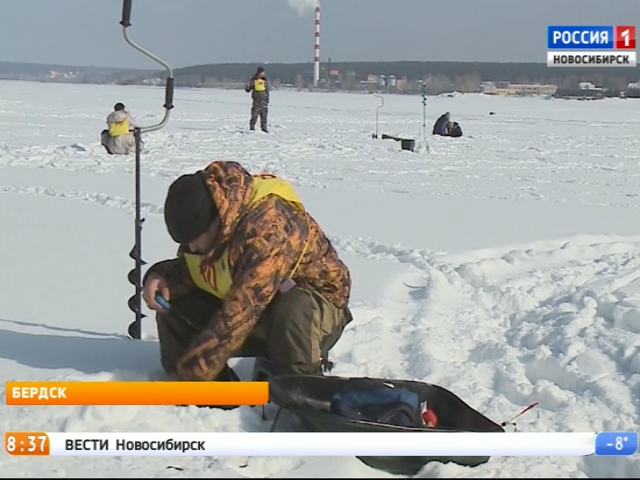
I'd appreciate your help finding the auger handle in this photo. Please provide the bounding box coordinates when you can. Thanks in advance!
[120,0,174,134]
[121,0,132,27]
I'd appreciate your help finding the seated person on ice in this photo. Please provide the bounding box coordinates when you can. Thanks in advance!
[432,112,450,136]
[432,112,463,138]
[100,102,142,155]
[142,160,353,389]
[447,121,463,137]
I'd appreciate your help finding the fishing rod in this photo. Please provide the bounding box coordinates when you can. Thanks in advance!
[120,0,175,339]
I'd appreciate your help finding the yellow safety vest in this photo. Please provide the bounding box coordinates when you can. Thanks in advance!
[183,174,308,299]
[253,79,266,93]
[108,117,129,137]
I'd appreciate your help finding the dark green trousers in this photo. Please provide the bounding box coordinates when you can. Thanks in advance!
[156,287,352,378]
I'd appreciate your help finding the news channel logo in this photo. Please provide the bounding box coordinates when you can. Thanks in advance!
[547,26,636,67]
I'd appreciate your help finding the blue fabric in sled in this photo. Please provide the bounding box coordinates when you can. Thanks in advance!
[330,385,422,428]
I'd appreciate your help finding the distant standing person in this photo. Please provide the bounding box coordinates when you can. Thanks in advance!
[244,67,270,133]
[100,102,141,155]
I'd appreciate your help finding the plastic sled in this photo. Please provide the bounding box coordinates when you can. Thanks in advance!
[268,374,504,476]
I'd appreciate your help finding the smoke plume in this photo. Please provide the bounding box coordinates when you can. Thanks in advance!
[286,0,319,15]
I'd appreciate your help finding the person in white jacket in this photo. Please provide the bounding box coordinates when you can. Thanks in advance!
[100,102,143,155]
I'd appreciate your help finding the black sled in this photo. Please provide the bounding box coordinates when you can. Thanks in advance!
[268,374,504,476]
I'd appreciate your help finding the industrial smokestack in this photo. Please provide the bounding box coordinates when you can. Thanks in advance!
[313,5,320,87]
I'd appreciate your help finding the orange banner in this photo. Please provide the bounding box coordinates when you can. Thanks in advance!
[5,381,268,406]
[5,432,50,456]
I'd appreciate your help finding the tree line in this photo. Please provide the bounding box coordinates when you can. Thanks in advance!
[168,61,640,93]
[1,60,639,96]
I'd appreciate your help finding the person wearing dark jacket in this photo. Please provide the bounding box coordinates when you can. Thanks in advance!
[432,112,450,136]
[244,67,270,133]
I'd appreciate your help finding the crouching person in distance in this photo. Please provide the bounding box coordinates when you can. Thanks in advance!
[100,102,141,155]
[142,160,353,387]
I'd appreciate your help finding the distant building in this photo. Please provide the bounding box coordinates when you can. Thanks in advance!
[481,81,557,96]
[386,75,396,88]
[143,78,163,86]
[626,80,640,98]
[480,81,496,94]
[578,81,601,91]
[359,73,403,91]
[554,81,609,99]
[48,70,79,80]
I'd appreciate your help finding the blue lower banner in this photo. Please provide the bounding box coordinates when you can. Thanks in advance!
[595,432,638,456]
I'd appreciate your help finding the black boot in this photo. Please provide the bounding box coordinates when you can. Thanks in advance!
[216,364,241,382]
[252,357,274,382]
[178,364,241,410]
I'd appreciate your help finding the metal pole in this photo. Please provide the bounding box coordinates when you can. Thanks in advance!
[120,0,175,339]
[373,94,384,139]
[421,82,430,153]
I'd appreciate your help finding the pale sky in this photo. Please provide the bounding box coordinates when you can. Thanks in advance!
[0,0,637,69]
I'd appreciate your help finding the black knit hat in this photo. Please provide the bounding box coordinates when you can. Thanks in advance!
[163,172,218,244]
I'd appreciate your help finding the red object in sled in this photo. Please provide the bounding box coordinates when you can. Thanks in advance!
[422,408,438,427]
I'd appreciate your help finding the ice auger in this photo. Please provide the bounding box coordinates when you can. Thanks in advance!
[120,0,175,339]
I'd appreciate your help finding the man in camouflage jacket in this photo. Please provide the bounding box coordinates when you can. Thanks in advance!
[142,161,353,388]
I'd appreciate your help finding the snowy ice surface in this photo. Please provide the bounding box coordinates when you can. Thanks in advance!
[1,80,640,478]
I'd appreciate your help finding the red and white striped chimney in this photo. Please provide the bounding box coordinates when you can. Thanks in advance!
[313,5,320,86]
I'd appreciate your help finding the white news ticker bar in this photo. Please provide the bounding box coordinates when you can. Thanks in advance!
[49,432,596,456]
[547,51,637,67]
